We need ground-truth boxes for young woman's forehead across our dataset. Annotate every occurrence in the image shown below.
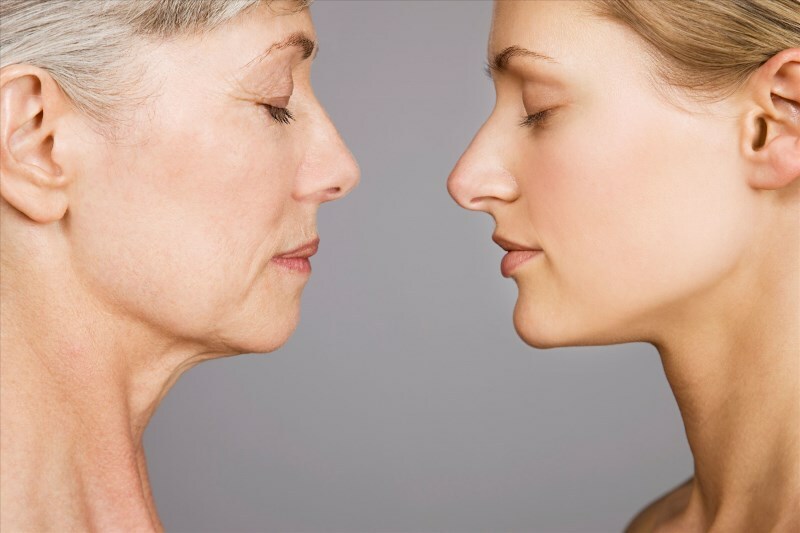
[489,1,608,66]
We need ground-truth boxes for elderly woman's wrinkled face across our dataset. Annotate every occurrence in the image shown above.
[67,2,358,354]
[448,0,754,348]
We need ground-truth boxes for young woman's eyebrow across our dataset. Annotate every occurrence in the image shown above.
[486,45,557,76]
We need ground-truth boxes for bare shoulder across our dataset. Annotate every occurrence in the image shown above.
[624,478,694,533]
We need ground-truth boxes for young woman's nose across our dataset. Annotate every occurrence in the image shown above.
[295,108,360,204]
[447,125,520,212]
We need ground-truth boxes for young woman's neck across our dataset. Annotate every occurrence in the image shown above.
[655,223,800,532]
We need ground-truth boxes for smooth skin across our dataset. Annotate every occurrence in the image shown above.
[448,2,799,532]
[0,1,358,531]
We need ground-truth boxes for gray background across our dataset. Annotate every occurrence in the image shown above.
[145,2,692,531]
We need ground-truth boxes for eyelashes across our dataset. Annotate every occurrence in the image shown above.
[263,102,549,129]
[262,104,295,125]
[519,108,553,129]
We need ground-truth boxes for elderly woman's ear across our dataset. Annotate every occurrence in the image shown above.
[0,65,74,224]
[742,48,800,191]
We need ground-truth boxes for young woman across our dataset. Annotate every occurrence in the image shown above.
[0,1,358,530]
[448,1,799,531]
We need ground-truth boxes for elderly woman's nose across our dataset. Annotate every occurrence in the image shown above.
[448,128,520,211]
[295,117,360,204]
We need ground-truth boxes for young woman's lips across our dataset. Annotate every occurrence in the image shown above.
[501,250,543,277]
[271,238,319,274]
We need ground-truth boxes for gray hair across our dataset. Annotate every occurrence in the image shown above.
[0,0,312,126]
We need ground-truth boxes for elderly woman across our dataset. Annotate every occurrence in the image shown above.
[0,0,358,530]
[449,0,799,531]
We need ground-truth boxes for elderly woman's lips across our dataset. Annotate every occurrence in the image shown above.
[276,238,319,258]
[272,238,319,273]
[501,250,543,277]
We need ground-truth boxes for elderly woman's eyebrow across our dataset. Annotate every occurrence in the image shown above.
[243,31,318,70]
[486,45,557,76]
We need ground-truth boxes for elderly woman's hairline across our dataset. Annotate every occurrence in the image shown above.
[0,0,313,134]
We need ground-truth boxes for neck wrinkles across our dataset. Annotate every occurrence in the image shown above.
[0,253,207,532]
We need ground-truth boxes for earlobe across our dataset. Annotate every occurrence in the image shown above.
[741,49,800,191]
[0,65,71,223]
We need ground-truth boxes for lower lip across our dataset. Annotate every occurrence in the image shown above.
[271,257,311,273]
[501,250,542,277]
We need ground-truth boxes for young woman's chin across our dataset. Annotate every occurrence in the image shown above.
[512,293,646,349]
[512,296,579,349]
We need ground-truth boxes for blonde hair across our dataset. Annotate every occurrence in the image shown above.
[0,0,312,125]
[591,0,800,100]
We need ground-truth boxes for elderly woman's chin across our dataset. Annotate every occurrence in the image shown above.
[223,295,306,356]
[197,283,307,356]
[210,305,301,356]
[191,259,320,355]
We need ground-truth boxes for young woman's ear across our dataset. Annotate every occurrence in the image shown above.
[741,48,800,191]
[0,65,73,223]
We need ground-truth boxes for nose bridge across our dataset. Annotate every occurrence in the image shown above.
[295,97,360,203]
[447,116,519,210]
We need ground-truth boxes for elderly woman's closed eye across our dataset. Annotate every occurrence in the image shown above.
[0,0,358,531]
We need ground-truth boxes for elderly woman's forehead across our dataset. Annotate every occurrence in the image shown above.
[149,8,316,78]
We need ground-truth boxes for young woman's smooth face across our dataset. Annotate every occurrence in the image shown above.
[448,0,758,348]
[64,1,359,354]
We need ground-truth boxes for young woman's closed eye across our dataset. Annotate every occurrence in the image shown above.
[449,1,800,531]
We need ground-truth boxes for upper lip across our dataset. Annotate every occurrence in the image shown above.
[275,237,320,258]
[492,234,543,252]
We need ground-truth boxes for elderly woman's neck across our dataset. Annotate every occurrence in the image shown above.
[653,244,800,531]
[0,267,201,532]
